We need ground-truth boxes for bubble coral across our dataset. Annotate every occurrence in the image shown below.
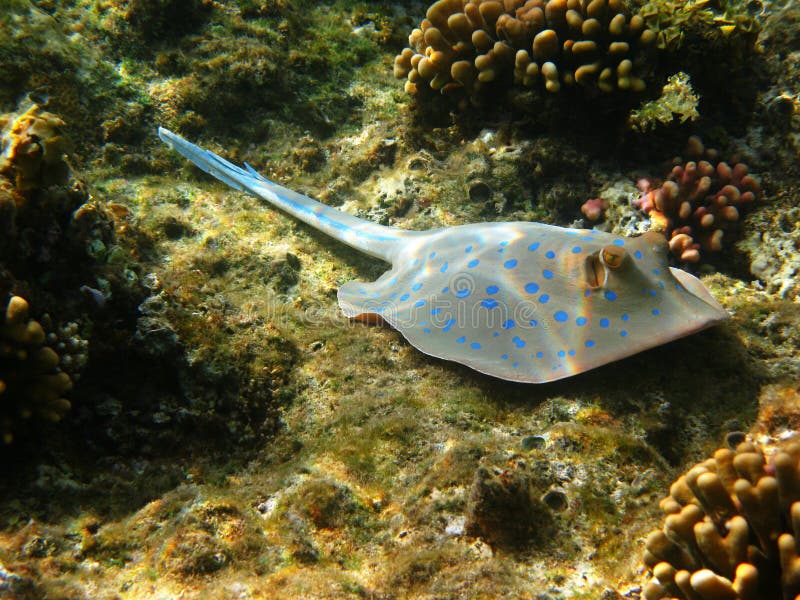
[0,294,73,444]
[635,136,761,263]
[642,438,800,600]
[394,0,657,108]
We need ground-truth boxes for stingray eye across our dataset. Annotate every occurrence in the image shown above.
[585,245,628,288]
[601,245,626,270]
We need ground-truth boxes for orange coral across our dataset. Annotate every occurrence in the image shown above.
[642,436,800,600]
[394,0,656,108]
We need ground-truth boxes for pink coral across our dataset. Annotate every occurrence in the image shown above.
[635,137,761,263]
[580,196,608,221]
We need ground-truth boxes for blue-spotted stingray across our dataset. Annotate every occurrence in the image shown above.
[159,128,729,383]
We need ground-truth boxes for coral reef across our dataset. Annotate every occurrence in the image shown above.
[642,437,800,600]
[635,137,761,263]
[0,105,114,271]
[0,295,74,444]
[394,0,657,108]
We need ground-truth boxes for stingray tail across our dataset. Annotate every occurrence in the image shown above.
[159,127,408,262]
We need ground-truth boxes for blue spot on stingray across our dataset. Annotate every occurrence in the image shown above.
[653,268,660,275]
[513,362,519,368]
[621,330,628,337]
[502,319,515,330]
[429,252,436,259]
[528,242,540,251]
[486,285,499,295]
[493,332,500,337]
[500,241,509,247]
[546,251,556,259]
[471,342,481,349]
[512,336,526,348]
[388,277,398,285]
[584,289,592,297]
[568,349,576,356]
[501,354,508,360]
[600,318,610,328]
[634,250,643,259]
[558,350,566,358]
[457,336,466,344]
[576,316,588,326]
[440,262,449,273]
[649,289,657,297]
[456,289,471,298]
[543,269,554,279]
[585,340,595,348]
[504,259,518,269]
[524,282,540,294]
[572,246,582,254]
[659,280,665,288]
[468,259,480,268]
[613,239,625,246]
[465,245,473,253]
[400,293,410,301]
[389,293,397,299]
[414,300,425,308]
[424,328,431,334]
[652,308,660,316]
[580,236,595,241]
[530,319,538,327]
[621,314,629,322]
[441,286,449,294]
[536,351,544,358]
[420,321,427,326]
[605,290,618,301]
[412,283,423,291]
[539,294,550,304]
[443,318,456,332]
[481,298,499,309]
[554,311,568,322]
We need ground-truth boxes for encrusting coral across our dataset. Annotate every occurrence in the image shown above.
[0,104,70,193]
[635,136,761,263]
[0,294,73,444]
[642,437,800,600]
[394,0,657,108]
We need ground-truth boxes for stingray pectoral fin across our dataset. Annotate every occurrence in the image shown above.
[669,267,729,323]
[337,275,401,319]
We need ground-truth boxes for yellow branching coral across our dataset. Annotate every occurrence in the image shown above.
[394,0,656,107]
[642,438,800,600]
[0,294,73,444]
